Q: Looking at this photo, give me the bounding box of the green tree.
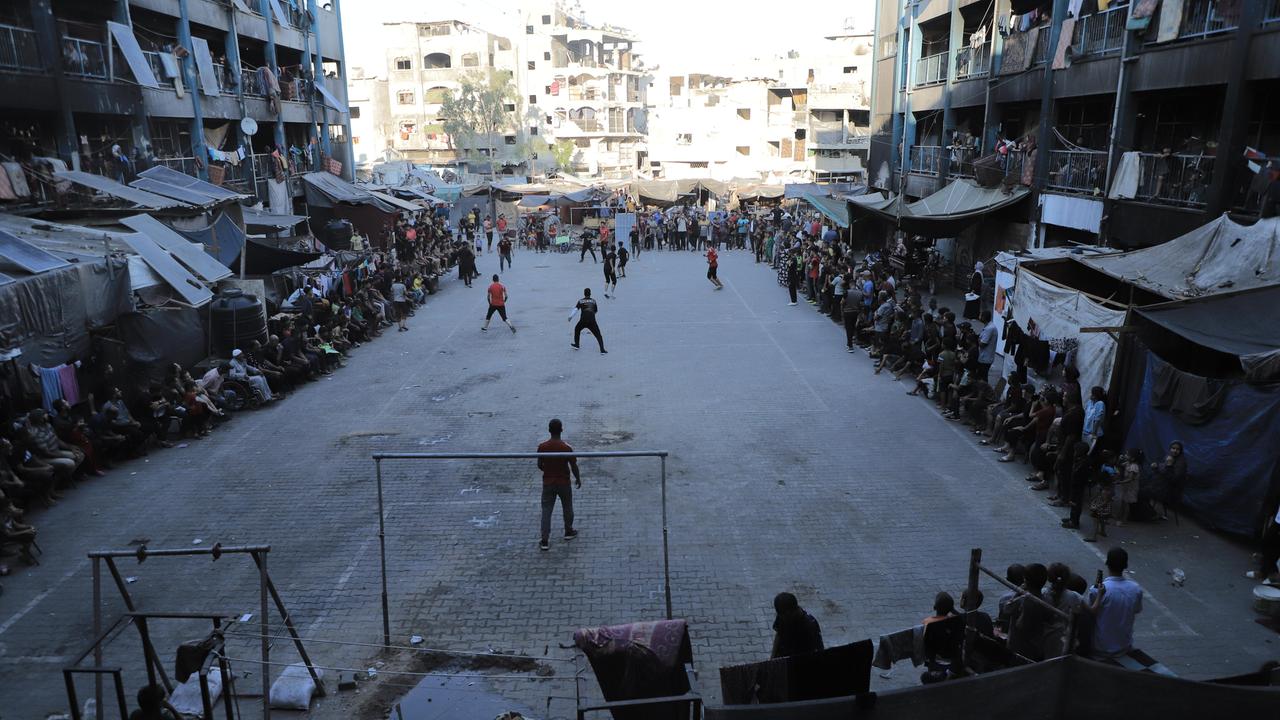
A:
[440,71,518,179]
[551,139,576,172]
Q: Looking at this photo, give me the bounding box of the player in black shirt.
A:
[568,288,607,354]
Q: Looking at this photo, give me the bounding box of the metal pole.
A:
[92,556,102,714]
[661,456,672,621]
[258,550,270,720]
[377,458,391,647]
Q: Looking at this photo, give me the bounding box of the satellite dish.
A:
[240,117,259,136]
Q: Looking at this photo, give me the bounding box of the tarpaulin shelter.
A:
[234,238,322,276]
[115,305,207,389]
[847,179,1029,236]
[1078,215,1280,300]
[705,654,1280,720]
[802,193,851,228]
[1135,286,1280,374]
[302,171,398,243]
[168,212,246,269]
[242,208,308,234]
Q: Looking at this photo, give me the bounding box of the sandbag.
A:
[269,662,323,710]
[169,669,222,715]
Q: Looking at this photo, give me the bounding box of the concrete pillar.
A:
[981,0,1008,154]
[1032,0,1069,192]
[29,0,79,168]
[177,0,209,179]
[938,0,962,191]
[1205,2,1263,218]
[259,0,287,150]
[330,0,355,179]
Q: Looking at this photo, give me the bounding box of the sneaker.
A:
[564,529,578,540]
[539,540,549,551]
[571,343,579,350]
[510,325,517,334]
[847,347,855,353]
[788,302,797,306]
[600,349,608,354]
[481,326,488,332]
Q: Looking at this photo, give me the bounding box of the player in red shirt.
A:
[705,245,723,290]
[481,274,517,334]
[536,418,581,550]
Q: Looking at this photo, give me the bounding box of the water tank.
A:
[210,288,268,356]
[323,218,353,250]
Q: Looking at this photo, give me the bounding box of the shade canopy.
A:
[848,179,1029,236]
[802,194,850,228]
[1137,286,1280,359]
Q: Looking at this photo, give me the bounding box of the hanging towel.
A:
[1109,152,1141,198]
[36,365,63,411]
[872,625,926,670]
[1156,0,1185,43]
[57,364,80,406]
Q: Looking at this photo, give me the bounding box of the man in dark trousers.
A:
[771,591,824,658]
[536,418,580,551]
[569,288,607,353]
[786,252,802,306]
[580,232,597,263]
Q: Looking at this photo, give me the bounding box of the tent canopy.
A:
[847,179,1028,235]
[1137,286,1280,359]
[802,193,850,228]
[1079,215,1280,300]
[303,172,395,212]
[243,207,308,232]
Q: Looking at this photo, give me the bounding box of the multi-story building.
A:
[869,0,1280,252]
[361,2,650,181]
[646,27,873,183]
[0,0,354,201]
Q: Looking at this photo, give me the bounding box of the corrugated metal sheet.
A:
[121,232,213,306]
[56,170,192,209]
[121,214,232,282]
[139,165,247,201]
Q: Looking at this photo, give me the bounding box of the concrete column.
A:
[1100,8,1144,242]
[330,0,355,179]
[902,4,922,185]
[177,0,209,179]
[304,0,322,172]
[29,0,79,167]
[1205,2,1263,218]
[938,0,962,190]
[981,0,1008,153]
[1033,0,1068,192]
[259,0,287,150]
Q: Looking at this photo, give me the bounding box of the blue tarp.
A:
[1125,351,1280,535]
[177,212,246,269]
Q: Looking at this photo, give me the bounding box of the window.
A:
[542,15,551,24]
[575,138,591,148]
[736,108,751,120]
[529,94,538,104]
[676,133,692,145]
[544,51,551,61]
[528,61,536,70]
[880,35,897,58]
[843,65,857,74]
[690,162,708,169]
[737,146,750,156]
[397,90,414,105]
[424,53,451,69]
[545,85,552,94]
[530,126,538,135]
[350,106,361,118]
[461,53,479,67]
[425,86,449,103]
[394,57,411,70]
[526,25,534,34]
[505,135,517,145]
[504,103,516,112]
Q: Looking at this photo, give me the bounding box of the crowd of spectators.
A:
[0,209,470,581]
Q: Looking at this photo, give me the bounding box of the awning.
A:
[1137,286,1280,358]
[802,193,850,229]
[737,184,785,200]
[56,170,192,210]
[168,213,245,271]
[138,165,248,202]
[243,207,308,232]
[847,179,1028,236]
[107,21,160,89]
[369,191,424,213]
[314,82,346,112]
[302,172,394,211]
[519,195,551,208]
[1079,215,1280,300]
[237,237,322,275]
[122,214,234,281]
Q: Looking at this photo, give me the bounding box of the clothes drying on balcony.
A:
[847,179,1029,236]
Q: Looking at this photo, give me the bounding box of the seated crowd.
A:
[0,213,466,579]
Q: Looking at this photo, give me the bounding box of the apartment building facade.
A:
[646,29,873,183]
[0,0,354,201]
[359,2,650,181]
[869,0,1280,250]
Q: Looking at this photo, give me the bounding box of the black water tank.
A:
[324,218,353,250]
[210,289,268,356]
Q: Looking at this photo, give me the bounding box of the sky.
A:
[342,0,871,77]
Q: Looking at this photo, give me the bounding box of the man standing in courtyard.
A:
[536,418,580,551]
[569,288,607,353]
[1087,547,1143,659]
[482,274,517,334]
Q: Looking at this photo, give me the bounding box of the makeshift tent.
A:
[736,184,785,200]
[234,238,322,276]
[1009,266,1125,398]
[0,258,132,365]
[1136,286,1280,365]
[162,212,246,270]
[802,193,850,228]
[303,172,397,241]
[242,208,308,234]
[705,654,1280,720]
[1078,215,1280,300]
[116,306,206,389]
[848,179,1029,236]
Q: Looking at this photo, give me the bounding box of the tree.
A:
[551,139,576,173]
[440,71,518,180]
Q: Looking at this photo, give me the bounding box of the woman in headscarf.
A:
[964,261,984,320]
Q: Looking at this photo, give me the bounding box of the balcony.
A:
[1030,25,1053,66]
[1046,150,1107,194]
[1073,5,1126,58]
[1149,0,1237,43]
[0,24,43,73]
[954,43,990,80]
[213,62,234,93]
[242,67,266,97]
[946,145,978,178]
[1135,152,1213,207]
[914,50,948,87]
[909,145,942,175]
[143,51,174,89]
[62,36,108,80]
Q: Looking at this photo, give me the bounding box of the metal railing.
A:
[946,145,978,177]
[909,145,942,174]
[156,156,201,177]
[1157,0,1237,42]
[1267,0,1280,24]
[62,36,107,79]
[0,24,42,73]
[1136,152,1214,207]
[142,51,174,88]
[242,67,266,96]
[213,62,235,93]
[1030,25,1052,66]
[914,50,948,87]
[1072,4,1126,58]
[954,43,990,80]
[1046,149,1108,194]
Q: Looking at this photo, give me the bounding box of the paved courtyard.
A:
[0,248,1275,718]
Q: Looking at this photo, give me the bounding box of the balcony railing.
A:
[1046,149,1107,194]
[1072,4,1126,58]
[213,62,234,93]
[954,43,990,80]
[909,145,942,174]
[946,145,978,178]
[1267,0,1280,24]
[914,50,948,87]
[142,51,174,88]
[242,67,266,97]
[0,24,43,73]
[155,156,201,177]
[1030,25,1052,66]
[1136,152,1213,207]
[1154,0,1237,42]
[62,36,108,79]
